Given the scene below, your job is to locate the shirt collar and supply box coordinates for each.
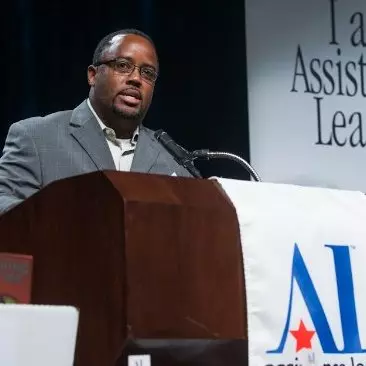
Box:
[87,98,139,145]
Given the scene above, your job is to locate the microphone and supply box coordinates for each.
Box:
[154,130,202,178]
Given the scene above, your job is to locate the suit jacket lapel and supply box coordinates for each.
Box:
[130,127,160,173]
[69,101,115,171]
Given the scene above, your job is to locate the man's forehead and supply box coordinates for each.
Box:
[107,34,126,54]
[106,34,154,54]
[104,34,158,66]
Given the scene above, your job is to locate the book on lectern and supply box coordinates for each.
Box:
[0,253,33,303]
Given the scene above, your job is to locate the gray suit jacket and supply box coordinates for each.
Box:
[0,100,192,213]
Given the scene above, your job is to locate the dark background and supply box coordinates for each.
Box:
[3,0,249,179]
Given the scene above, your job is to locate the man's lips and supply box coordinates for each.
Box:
[118,89,142,106]
[120,88,142,99]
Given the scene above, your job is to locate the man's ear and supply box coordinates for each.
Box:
[87,65,97,86]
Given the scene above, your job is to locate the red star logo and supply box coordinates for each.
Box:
[290,320,315,352]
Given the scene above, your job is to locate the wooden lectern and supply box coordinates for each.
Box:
[0,171,247,366]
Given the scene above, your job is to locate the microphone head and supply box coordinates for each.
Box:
[153,129,202,178]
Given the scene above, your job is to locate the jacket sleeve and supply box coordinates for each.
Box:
[0,122,42,214]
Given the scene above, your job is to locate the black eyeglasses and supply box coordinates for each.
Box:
[94,58,158,83]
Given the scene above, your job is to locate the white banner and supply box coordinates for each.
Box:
[217,178,366,366]
[246,0,366,191]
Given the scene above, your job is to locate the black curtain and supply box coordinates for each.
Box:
[3,0,249,179]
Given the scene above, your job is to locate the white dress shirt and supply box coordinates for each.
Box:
[87,99,139,171]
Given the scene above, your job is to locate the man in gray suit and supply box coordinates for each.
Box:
[0,29,193,214]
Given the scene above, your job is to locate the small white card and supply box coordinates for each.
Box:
[0,304,79,366]
[128,354,151,366]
